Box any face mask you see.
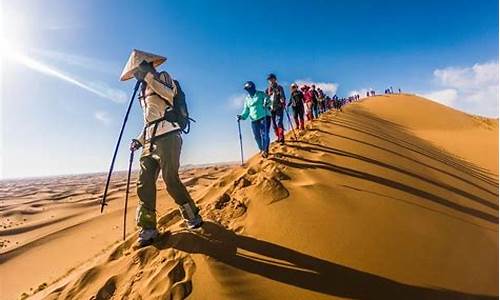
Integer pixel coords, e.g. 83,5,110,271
245,86,256,96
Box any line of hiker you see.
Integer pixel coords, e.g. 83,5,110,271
237,73,350,159
384,86,402,94
105,50,358,248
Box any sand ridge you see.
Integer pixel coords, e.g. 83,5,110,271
2,94,498,299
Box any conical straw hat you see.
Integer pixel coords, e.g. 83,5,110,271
120,49,166,81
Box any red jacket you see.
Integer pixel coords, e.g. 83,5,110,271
303,90,314,103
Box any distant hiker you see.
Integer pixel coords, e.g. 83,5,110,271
311,85,319,119
301,85,314,121
120,49,202,247
398,88,401,94
317,88,326,114
390,86,393,94
238,81,272,158
288,83,305,130
266,73,286,144
366,91,370,97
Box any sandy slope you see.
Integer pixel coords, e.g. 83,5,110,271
0,165,236,300
4,94,498,300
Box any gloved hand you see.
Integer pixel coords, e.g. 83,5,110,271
236,115,242,121
134,60,155,82
133,69,147,82
138,60,155,74
130,139,142,151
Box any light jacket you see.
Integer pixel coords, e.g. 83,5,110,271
136,71,180,145
240,91,271,121
266,83,286,111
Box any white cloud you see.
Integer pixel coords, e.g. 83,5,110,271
32,48,121,74
295,79,339,96
228,93,246,109
420,89,458,106
419,61,499,117
4,50,128,103
94,111,111,125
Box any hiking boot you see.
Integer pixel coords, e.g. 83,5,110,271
179,203,204,230
186,214,203,229
135,228,159,248
261,151,269,158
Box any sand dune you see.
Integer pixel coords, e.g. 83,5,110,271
3,94,498,299
0,166,236,300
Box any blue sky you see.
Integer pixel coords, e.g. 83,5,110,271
1,0,498,178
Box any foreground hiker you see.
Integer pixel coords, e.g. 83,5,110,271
120,49,203,247
288,83,305,130
266,73,286,144
237,81,272,158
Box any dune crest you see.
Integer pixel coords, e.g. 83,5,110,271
13,94,499,300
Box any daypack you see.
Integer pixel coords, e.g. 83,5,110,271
169,79,194,134
145,72,194,134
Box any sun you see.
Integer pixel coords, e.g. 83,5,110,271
0,6,32,59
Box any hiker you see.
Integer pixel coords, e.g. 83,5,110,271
317,88,325,114
265,73,286,144
120,50,203,247
237,81,272,158
302,85,314,121
288,83,305,130
311,84,319,119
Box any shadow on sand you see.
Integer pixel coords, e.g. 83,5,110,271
156,222,496,300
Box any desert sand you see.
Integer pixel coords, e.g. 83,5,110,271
1,94,498,299
0,165,236,300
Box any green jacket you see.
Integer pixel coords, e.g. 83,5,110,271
240,91,271,121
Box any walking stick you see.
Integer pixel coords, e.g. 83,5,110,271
237,118,244,166
123,149,135,240
100,80,141,213
285,108,298,140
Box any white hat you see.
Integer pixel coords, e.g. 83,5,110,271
120,49,166,81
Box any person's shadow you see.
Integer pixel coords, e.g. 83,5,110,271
155,221,495,300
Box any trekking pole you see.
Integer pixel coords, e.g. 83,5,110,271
285,108,298,140
123,149,135,240
237,118,244,166
100,80,141,213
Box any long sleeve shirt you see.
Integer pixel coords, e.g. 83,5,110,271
136,71,180,145
240,91,271,121
266,83,286,111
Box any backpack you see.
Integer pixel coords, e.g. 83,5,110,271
170,79,194,134
148,72,195,134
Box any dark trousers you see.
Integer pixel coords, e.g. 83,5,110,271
136,132,198,229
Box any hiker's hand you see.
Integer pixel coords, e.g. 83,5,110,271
138,60,155,75
133,70,147,82
130,139,142,151
237,115,242,121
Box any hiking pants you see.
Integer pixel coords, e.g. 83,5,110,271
251,116,271,153
312,101,319,118
136,132,199,229
305,102,313,121
292,105,305,130
271,109,285,140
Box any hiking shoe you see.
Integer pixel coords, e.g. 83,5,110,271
261,151,269,158
185,214,203,229
179,203,204,230
136,228,158,248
